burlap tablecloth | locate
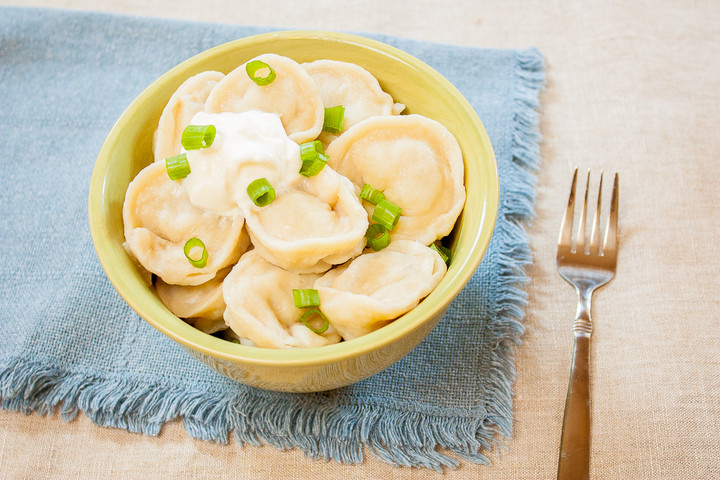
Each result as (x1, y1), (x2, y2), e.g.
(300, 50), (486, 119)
(1, 1), (718, 478)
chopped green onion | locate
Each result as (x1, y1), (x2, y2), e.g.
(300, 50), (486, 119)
(300, 140), (325, 158)
(246, 59), (276, 86)
(430, 242), (451, 265)
(165, 153), (191, 180)
(360, 184), (385, 205)
(365, 224), (391, 251)
(293, 289), (320, 308)
(323, 105), (345, 133)
(372, 199), (402, 230)
(181, 124), (216, 150)
(300, 309), (329, 334)
(246, 178), (275, 207)
(298, 140), (328, 177)
(183, 237), (208, 268)
(299, 153), (328, 177)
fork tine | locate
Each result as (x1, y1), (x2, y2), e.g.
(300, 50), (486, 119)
(576, 170), (590, 253)
(558, 168), (578, 248)
(603, 173), (619, 255)
(589, 171), (603, 254)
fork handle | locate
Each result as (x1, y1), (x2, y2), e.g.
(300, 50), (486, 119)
(557, 333), (591, 480)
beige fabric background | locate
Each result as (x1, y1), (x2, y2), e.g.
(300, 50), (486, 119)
(1, 1), (719, 478)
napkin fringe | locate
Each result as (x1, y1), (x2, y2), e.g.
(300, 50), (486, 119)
(452, 47), (543, 466)
(0, 46), (544, 472)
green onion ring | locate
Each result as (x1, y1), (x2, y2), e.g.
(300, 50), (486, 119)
(372, 198), (402, 230)
(246, 178), (276, 207)
(298, 141), (328, 177)
(246, 60), (276, 86)
(360, 184), (385, 205)
(292, 289), (321, 309)
(365, 224), (391, 251)
(183, 237), (208, 268)
(300, 309), (329, 334)
(299, 140), (325, 159)
(430, 242), (451, 265)
(181, 124), (216, 150)
(299, 153), (328, 177)
(165, 153), (191, 180)
(322, 105), (345, 133)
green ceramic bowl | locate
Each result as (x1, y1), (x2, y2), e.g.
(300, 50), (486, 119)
(88, 31), (498, 392)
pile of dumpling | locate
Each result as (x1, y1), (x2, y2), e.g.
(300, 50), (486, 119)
(122, 53), (466, 349)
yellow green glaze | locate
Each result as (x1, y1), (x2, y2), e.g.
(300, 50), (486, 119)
(88, 31), (498, 392)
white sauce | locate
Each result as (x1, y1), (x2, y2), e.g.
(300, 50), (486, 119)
(181, 110), (302, 216)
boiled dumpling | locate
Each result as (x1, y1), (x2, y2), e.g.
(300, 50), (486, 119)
(155, 267), (231, 334)
(315, 240), (447, 340)
(123, 161), (250, 286)
(325, 114), (465, 245)
(153, 71), (225, 163)
(301, 59), (403, 145)
(244, 165), (368, 273)
(129, 54), (467, 347)
(204, 53), (324, 144)
(222, 251), (342, 349)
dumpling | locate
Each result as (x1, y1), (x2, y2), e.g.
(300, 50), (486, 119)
(301, 59), (403, 145)
(155, 267), (231, 334)
(204, 53), (324, 144)
(315, 240), (447, 340)
(243, 165), (368, 273)
(325, 114), (466, 245)
(123, 161), (250, 286)
(153, 71), (225, 163)
(180, 110), (303, 217)
(222, 251), (342, 349)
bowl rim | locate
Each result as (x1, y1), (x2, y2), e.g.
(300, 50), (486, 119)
(89, 30), (499, 368)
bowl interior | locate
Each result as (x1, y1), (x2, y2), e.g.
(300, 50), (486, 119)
(88, 31), (498, 367)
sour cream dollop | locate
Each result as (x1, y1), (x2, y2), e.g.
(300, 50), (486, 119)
(182, 110), (302, 216)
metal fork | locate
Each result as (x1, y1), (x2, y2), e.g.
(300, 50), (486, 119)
(556, 168), (619, 480)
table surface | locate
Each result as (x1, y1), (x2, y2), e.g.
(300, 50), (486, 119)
(2, 1), (719, 478)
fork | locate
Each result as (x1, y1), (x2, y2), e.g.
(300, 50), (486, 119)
(556, 168), (619, 480)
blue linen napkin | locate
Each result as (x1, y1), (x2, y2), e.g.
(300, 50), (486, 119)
(0, 6), (544, 470)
